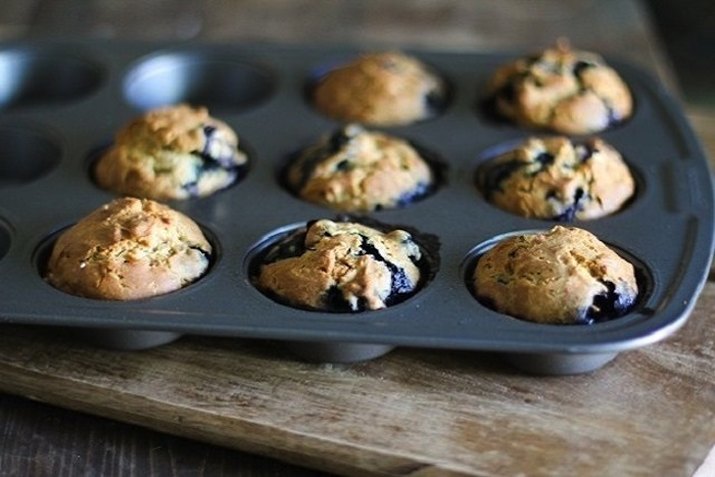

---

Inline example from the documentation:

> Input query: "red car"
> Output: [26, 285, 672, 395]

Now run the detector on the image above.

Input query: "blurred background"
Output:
[647, 0, 715, 107]
[0, 0, 712, 108]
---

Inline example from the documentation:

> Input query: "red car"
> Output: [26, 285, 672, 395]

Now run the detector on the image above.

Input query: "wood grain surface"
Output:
[1, 0, 714, 476]
[1, 283, 714, 476]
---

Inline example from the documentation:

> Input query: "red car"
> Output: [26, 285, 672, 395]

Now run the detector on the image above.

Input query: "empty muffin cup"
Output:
[0, 48, 103, 109]
[0, 125, 62, 187]
[124, 52, 275, 112]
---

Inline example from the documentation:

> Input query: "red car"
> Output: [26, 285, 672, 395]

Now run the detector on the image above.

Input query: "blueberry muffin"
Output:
[477, 136, 634, 221]
[487, 41, 633, 134]
[473, 226, 638, 325]
[312, 52, 446, 126]
[46, 197, 212, 300]
[255, 219, 424, 312]
[95, 104, 248, 200]
[285, 124, 435, 212]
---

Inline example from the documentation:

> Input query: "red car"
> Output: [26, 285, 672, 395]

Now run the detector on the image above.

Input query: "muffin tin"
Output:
[0, 40, 712, 374]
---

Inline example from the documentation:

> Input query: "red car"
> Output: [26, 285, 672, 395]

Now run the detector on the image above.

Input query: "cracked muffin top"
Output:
[255, 219, 424, 312]
[477, 136, 634, 221]
[312, 51, 447, 126]
[486, 41, 633, 134]
[285, 124, 435, 212]
[95, 104, 248, 201]
[46, 197, 212, 300]
[473, 226, 638, 325]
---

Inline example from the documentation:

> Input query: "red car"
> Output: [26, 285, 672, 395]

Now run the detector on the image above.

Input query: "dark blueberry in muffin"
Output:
[254, 219, 429, 312]
[472, 226, 639, 325]
[95, 104, 248, 201]
[477, 136, 634, 221]
[486, 41, 633, 134]
[284, 124, 436, 212]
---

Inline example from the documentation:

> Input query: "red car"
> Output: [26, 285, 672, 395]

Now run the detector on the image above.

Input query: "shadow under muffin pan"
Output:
[0, 40, 712, 375]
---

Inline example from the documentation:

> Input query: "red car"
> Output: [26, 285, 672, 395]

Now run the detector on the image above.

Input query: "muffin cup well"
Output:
[0, 47, 103, 109]
[285, 341, 395, 364]
[123, 52, 275, 112]
[0, 125, 62, 187]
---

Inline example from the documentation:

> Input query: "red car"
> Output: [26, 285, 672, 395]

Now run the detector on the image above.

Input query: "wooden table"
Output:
[1, 1, 714, 476]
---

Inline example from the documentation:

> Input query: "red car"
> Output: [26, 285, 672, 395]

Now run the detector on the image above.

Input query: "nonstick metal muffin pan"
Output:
[0, 40, 712, 374]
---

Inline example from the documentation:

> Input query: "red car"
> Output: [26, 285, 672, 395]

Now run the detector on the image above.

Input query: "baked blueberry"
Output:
[95, 104, 248, 200]
[285, 124, 435, 212]
[486, 40, 633, 134]
[255, 219, 424, 312]
[477, 136, 634, 221]
[45, 197, 211, 300]
[472, 226, 638, 324]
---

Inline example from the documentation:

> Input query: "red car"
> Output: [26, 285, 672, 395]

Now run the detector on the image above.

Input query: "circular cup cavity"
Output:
[278, 132, 448, 213]
[0, 219, 11, 260]
[463, 228, 652, 327]
[0, 126, 62, 186]
[124, 53, 275, 112]
[305, 55, 453, 125]
[286, 341, 395, 364]
[474, 137, 640, 222]
[504, 351, 619, 375]
[0, 49, 103, 109]
[74, 328, 182, 351]
[34, 220, 220, 301]
[246, 218, 440, 314]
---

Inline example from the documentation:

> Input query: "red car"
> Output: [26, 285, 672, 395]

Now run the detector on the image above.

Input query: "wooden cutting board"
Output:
[0, 283, 713, 476]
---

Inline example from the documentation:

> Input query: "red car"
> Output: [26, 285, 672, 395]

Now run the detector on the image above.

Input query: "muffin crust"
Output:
[286, 124, 434, 212]
[478, 136, 634, 221]
[487, 41, 633, 134]
[46, 197, 211, 300]
[95, 104, 247, 200]
[313, 52, 446, 126]
[473, 226, 638, 324]
[256, 219, 423, 312]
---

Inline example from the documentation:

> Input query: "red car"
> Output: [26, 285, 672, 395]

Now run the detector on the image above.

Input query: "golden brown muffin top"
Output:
[487, 40, 633, 134]
[478, 136, 635, 221]
[256, 219, 422, 311]
[95, 104, 247, 200]
[46, 197, 211, 300]
[313, 52, 445, 126]
[286, 124, 434, 212]
[473, 226, 638, 324]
